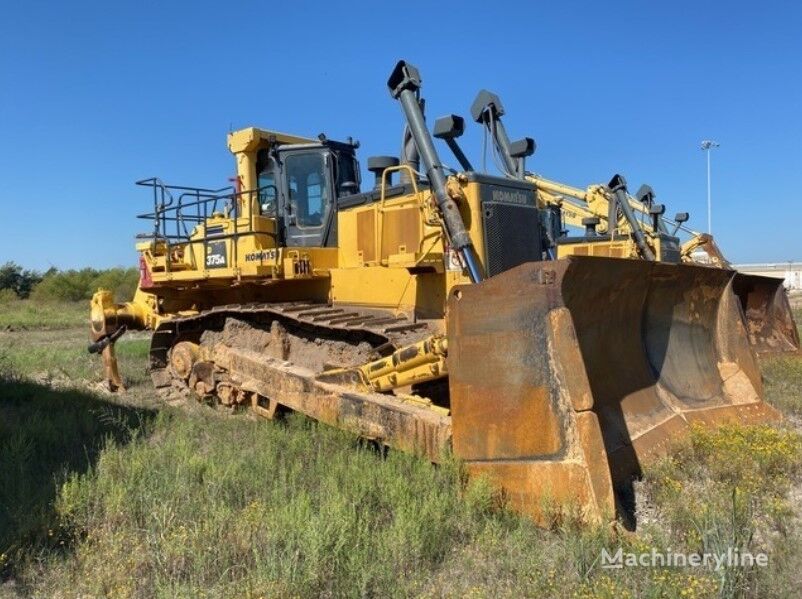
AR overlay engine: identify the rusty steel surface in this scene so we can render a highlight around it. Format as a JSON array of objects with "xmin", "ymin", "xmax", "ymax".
[
  {"xmin": 447, "ymin": 256, "xmax": 778, "ymax": 523},
  {"xmin": 732, "ymin": 273, "xmax": 800, "ymax": 355},
  {"xmin": 227, "ymin": 347, "xmax": 452, "ymax": 461}
]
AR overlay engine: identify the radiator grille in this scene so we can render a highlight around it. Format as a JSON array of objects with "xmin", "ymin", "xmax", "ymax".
[{"xmin": 482, "ymin": 202, "xmax": 543, "ymax": 278}]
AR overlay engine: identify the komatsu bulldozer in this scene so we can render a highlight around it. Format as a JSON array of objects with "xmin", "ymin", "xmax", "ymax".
[
  {"xmin": 464, "ymin": 89, "xmax": 800, "ymax": 356},
  {"xmin": 89, "ymin": 61, "xmax": 779, "ymax": 524}
]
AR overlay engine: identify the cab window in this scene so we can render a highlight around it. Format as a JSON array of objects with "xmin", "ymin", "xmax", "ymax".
[
  {"xmin": 285, "ymin": 153, "xmax": 329, "ymax": 228},
  {"xmin": 257, "ymin": 164, "xmax": 278, "ymax": 216}
]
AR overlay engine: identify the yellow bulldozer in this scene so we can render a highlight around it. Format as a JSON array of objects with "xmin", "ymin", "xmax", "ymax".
[
  {"xmin": 89, "ymin": 61, "xmax": 779, "ymax": 524},
  {"xmin": 463, "ymin": 89, "xmax": 800, "ymax": 356}
]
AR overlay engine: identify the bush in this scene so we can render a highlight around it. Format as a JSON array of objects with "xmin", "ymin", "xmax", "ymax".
[
  {"xmin": 30, "ymin": 267, "xmax": 139, "ymax": 303},
  {"xmin": 92, "ymin": 267, "xmax": 140, "ymax": 302},
  {"xmin": 0, "ymin": 288, "xmax": 19, "ymax": 304},
  {"xmin": 0, "ymin": 263, "xmax": 138, "ymax": 303},
  {"xmin": 30, "ymin": 269, "xmax": 98, "ymax": 302}
]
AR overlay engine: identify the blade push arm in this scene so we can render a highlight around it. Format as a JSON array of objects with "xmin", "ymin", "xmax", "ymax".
[{"xmin": 388, "ymin": 61, "xmax": 484, "ymax": 283}]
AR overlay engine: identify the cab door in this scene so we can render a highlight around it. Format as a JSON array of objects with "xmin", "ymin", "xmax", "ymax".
[{"xmin": 281, "ymin": 150, "xmax": 335, "ymax": 247}]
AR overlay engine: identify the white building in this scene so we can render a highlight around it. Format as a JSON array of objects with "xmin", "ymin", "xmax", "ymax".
[{"xmin": 732, "ymin": 262, "xmax": 802, "ymax": 291}]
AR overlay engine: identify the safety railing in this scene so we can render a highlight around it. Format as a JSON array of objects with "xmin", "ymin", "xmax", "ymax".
[{"xmin": 135, "ymin": 178, "xmax": 277, "ymax": 273}]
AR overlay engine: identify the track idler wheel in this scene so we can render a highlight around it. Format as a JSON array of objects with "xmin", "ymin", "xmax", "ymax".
[{"xmin": 170, "ymin": 341, "xmax": 200, "ymax": 380}]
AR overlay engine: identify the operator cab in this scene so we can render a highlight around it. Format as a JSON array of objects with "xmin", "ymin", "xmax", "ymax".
[{"xmin": 255, "ymin": 138, "xmax": 360, "ymax": 248}]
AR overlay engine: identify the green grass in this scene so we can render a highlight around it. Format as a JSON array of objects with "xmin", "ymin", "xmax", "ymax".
[
  {"xmin": 0, "ymin": 304, "xmax": 801, "ymax": 598},
  {"xmin": 0, "ymin": 379, "xmax": 155, "ymax": 580},
  {"xmin": 10, "ymin": 408, "xmax": 800, "ymax": 598},
  {"xmin": 0, "ymin": 300, "xmax": 87, "ymax": 330},
  {"xmin": 645, "ymin": 424, "xmax": 802, "ymax": 597},
  {"xmin": 0, "ymin": 329, "xmax": 150, "ymax": 386},
  {"xmin": 763, "ymin": 356, "xmax": 802, "ymax": 416},
  {"xmin": 5, "ymin": 410, "xmax": 738, "ymax": 599},
  {"xmin": 761, "ymin": 308, "xmax": 802, "ymax": 416}
]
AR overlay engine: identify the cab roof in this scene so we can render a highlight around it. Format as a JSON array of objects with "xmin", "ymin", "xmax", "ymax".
[{"xmin": 227, "ymin": 127, "xmax": 315, "ymax": 154}]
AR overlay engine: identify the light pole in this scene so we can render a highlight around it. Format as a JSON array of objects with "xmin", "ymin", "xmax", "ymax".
[{"xmin": 700, "ymin": 140, "xmax": 719, "ymax": 234}]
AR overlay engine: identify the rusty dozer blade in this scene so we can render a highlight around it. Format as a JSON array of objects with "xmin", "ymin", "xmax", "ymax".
[
  {"xmin": 732, "ymin": 273, "xmax": 800, "ymax": 355},
  {"xmin": 447, "ymin": 256, "xmax": 780, "ymax": 523}
]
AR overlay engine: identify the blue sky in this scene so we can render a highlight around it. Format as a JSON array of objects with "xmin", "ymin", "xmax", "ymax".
[{"xmin": 1, "ymin": 0, "xmax": 800, "ymax": 270}]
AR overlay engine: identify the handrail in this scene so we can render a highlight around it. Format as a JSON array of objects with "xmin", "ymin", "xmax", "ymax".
[{"xmin": 135, "ymin": 178, "xmax": 274, "ymax": 273}]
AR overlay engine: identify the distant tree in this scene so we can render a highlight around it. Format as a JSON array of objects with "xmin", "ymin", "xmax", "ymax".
[
  {"xmin": 0, "ymin": 262, "xmax": 21, "ymax": 292},
  {"xmin": 0, "ymin": 262, "xmax": 42, "ymax": 299},
  {"xmin": 16, "ymin": 269, "xmax": 42, "ymax": 299},
  {"xmin": 0, "ymin": 262, "xmax": 138, "ymax": 302}
]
